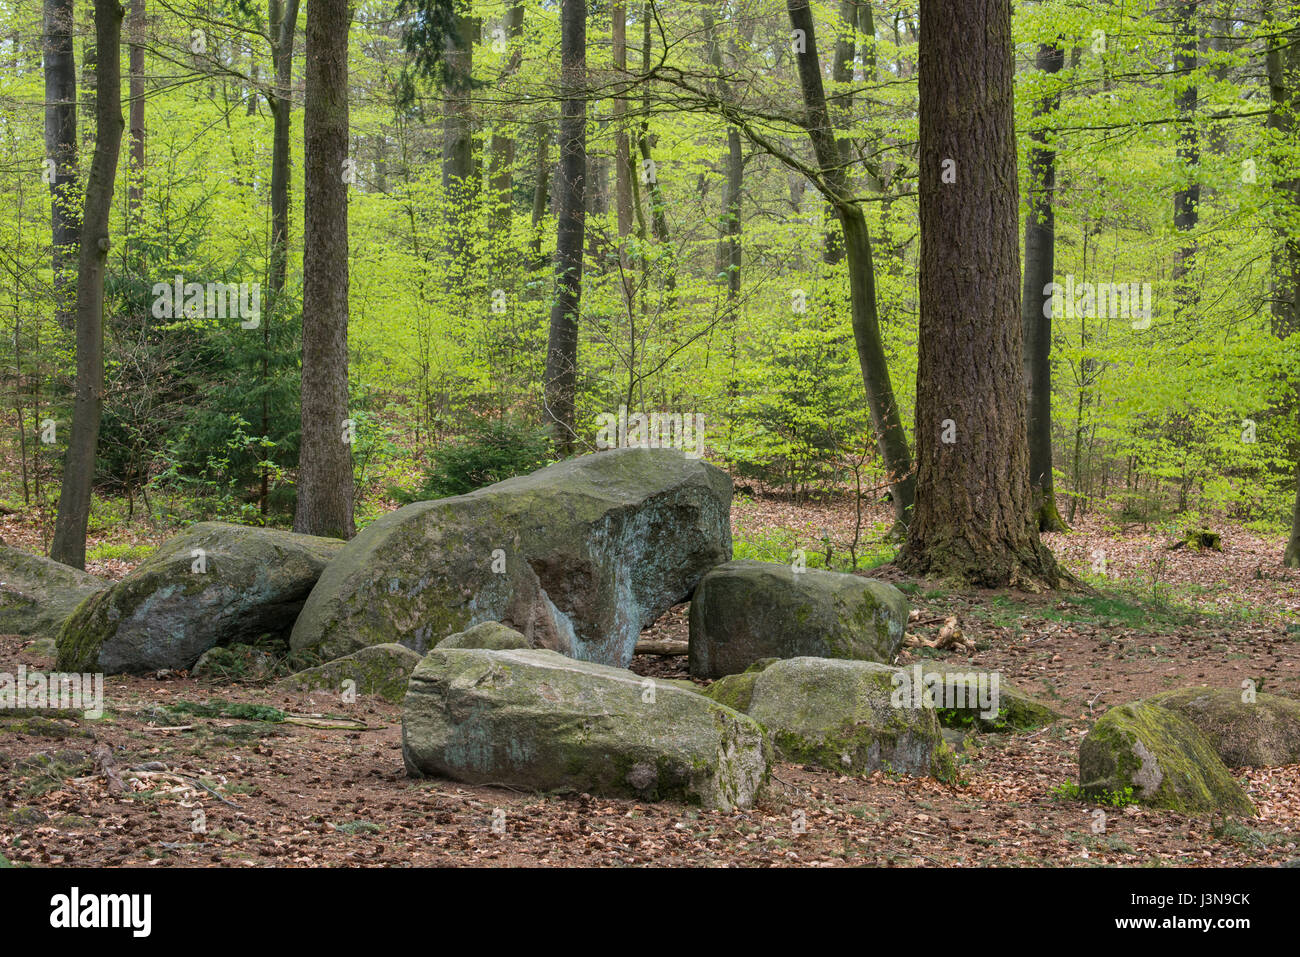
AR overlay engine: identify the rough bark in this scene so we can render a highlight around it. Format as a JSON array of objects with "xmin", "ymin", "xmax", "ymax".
[
  {"xmin": 899, "ymin": 0, "xmax": 1058, "ymax": 588},
  {"xmin": 43, "ymin": 0, "xmax": 79, "ymax": 331},
  {"xmin": 1022, "ymin": 36, "xmax": 1068, "ymax": 533},
  {"xmin": 543, "ymin": 0, "xmax": 586, "ymax": 455},
  {"xmin": 295, "ymin": 0, "xmax": 355, "ymax": 540},
  {"xmin": 443, "ymin": 12, "xmax": 479, "ymax": 267},
  {"xmin": 50, "ymin": 0, "xmax": 124, "ymax": 569}
]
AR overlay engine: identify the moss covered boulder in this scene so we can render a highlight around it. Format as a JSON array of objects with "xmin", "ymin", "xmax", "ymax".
[
  {"xmin": 281, "ymin": 643, "xmax": 422, "ymax": 704},
  {"xmin": 0, "ymin": 545, "xmax": 106, "ymax": 638},
  {"xmin": 1079, "ymin": 701, "xmax": 1254, "ymax": 814},
  {"xmin": 436, "ymin": 621, "xmax": 530, "ymax": 651},
  {"xmin": 1146, "ymin": 687, "xmax": 1300, "ymax": 767},
  {"xmin": 701, "ymin": 658, "xmax": 778, "ymax": 713},
  {"xmin": 57, "ymin": 523, "xmax": 343, "ymax": 674},
  {"xmin": 746, "ymin": 657, "xmax": 945, "ymax": 776},
  {"xmin": 402, "ymin": 648, "xmax": 769, "ymax": 809},
  {"xmin": 688, "ymin": 560, "xmax": 907, "ymax": 678},
  {"xmin": 292, "ymin": 449, "xmax": 732, "ymax": 667},
  {"xmin": 895, "ymin": 663, "xmax": 1061, "ymax": 733}
]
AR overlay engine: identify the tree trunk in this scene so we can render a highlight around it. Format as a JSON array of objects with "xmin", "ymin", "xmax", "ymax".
[
  {"xmin": 613, "ymin": 1, "xmax": 633, "ymax": 259},
  {"xmin": 823, "ymin": 0, "xmax": 859, "ymax": 265},
  {"xmin": 268, "ymin": 0, "xmax": 298, "ymax": 300},
  {"xmin": 899, "ymin": 0, "xmax": 1058, "ymax": 587},
  {"xmin": 487, "ymin": 3, "xmax": 525, "ymax": 275},
  {"xmin": 49, "ymin": 0, "xmax": 123, "ymax": 569},
  {"xmin": 295, "ymin": 0, "xmax": 354, "ymax": 540},
  {"xmin": 1172, "ymin": 0, "xmax": 1200, "ymax": 300},
  {"xmin": 529, "ymin": 120, "xmax": 550, "ymax": 272},
  {"xmin": 543, "ymin": 0, "xmax": 586, "ymax": 455},
  {"xmin": 443, "ymin": 12, "xmax": 478, "ymax": 268},
  {"xmin": 1267, "ymin": 1, "xmax": 1300, "ymax": 566},
  {"xmin": 126, "ymin": 0, "xmax": 143, "ymax": 223},
  {"xmin": 703, "ymin": 11, "xmax": 741, "ymax": 314},
  {"xmin": 1022, "ymin": 36, "xmax": 1068, "ymax": 532},
  {"xmin": 43, "ymin": 0, "xmax": 78, "ymax": 332},
  {"xmin": 786, "ymin": 0, "xmax": 913, "ymax": 527}
]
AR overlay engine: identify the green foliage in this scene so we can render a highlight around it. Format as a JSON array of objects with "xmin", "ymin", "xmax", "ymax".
[
  {"xmin": 402, "ymin": 416, "xmax": 554, "ymax": 500},
  {"xmin": 1053, "ymin": 781, "xmax": 1137, "ymax": 808}
]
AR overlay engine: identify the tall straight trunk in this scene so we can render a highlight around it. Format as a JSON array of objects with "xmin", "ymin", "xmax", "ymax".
[
  {"xmin": 443, "ymin": 13, "xmax": 478, "ymax": 268},
  {"xmin": 295, "ymin": 0, "xmax": 354, "ymax": 539},
  {"xmin": 823, "ymin": 0, "xmax": 859, "ymax": 265},
  {"xmin": 50, "ymin": 0, "xmax": 123, "ymax": 570},
  {"xmin": 268, "ymin": 0, "xmax": 298, "ymax": 300},
  {"xmin": 43, "ymin": 0, "xmax": 78, "ymax": 331},
  {"xmin": 786, "ymin": 0, "xmax": 913, "ymax": 526},
  {"xmin": 543, "ymin": 0, "xmax": 586, "ymax": 454},
  {"xmin": 1267, "ymin": 0, "xmax": 1300, "ymax": 566},
  {"xmin": 1172, "ymin": 0, "xmax": 1200, "ymax": 299},
  {"xmin": 612, "ymin": 1, "xmax": 633, "ymax": 256},
  {"xmin": 703, "ymin": 11, "xmax": 741, "ymax": 313},
  {"xmin": 637, "ymin": 4, "xmax": 674, "ymax": 300},
  {"xmin": 126, "ymin": 0, "xmax": 143, "ymax": 222},
  {"xmin": 900, "ymin": 0, "xmax": 1058, "ymax": 587},
  {"xmin": 529, "ymin": 120, "xmax": 550, "ymax": 272},
  {"xmin": 487, "ymin": 3, "xmax": 525, "ymax": 275},
  {"xmin": 1022, "ymin": 36, "xmax": 1067, "ymax": 532}
]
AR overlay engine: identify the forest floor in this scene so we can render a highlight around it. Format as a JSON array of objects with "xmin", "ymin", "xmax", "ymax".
[{"xmin": 2, "ymin": 491, "xmax": 1299, "ymax": 867}]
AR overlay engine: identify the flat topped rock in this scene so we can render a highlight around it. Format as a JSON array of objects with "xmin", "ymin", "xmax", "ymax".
[
  {"xmin": 688, "ymin": 560, "xmax": 907, "ymax": 678},
  {"xmin": 291, "ymin": 448, "xmax": 732, "ymax": 667},
  {"xmin": 402, "ymin": 647, "xmax": 769, "ymax": 810}
]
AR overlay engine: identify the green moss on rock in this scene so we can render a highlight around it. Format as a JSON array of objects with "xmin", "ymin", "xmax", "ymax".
[
  {"xmin": 436, "ymin": 621, "xmax": 531, "ymax": 651},
  {"xmin": 1146, "ymin": 686, "xmax": 1300, "ymax": 767},
  {"xmin": 281, "ymin": 643, "xmax": 422, "ymax": 704}
]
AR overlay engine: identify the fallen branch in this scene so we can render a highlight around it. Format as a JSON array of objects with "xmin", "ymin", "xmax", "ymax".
[
  {"xmin": 634, "ymin": 638, "xmax": 688, "ymax": 656},
  {"xmin": 93, "ymin": 744, "xmax": 124, "ymax": 798}
]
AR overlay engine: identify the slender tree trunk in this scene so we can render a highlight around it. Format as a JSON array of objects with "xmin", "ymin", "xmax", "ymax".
[
  {"xmin": 1022, "ymin": 36, "xmax": 1068, "ymax": 532},
  {"xmin": 126, "ymin": 0, "xmax": 143, "ymax": 223},
  {"xmin": 703, "ymin": 11, "xmax": 741, "ymax": 315},
  {"xmin": 50, "ymin": 0, "xmax": 123, "ymax": 569},
  {"xmin": 295, "ymin": 0, "xmax": 354, "ymax": 539},
  {"xmin": 613, "ymin": 1, "xmax": 633, "ymax": 264},
  {"xmin": 529, "ymin": 120, "xmax": 550, "ymax": 272},
  {"xmin": 543, "ymin": 0, "xmax": 586, "ymax": 454},
  {"xmin": 487, "ymin": 3, "xmax": 525, "ymax": 275},
  {"xmin": 443, "ymin": 12, "xmax": 478, "ymax": 269},
  {"xmin": 823, "ymin": 0, "xmax": 859, "ymax": 265},
  {"xmin": 637, "ymin": 4, "xmax": 675, "ymax": 300},
  {"xmin": 899, "ymin": 0, "xmax": 1058, "ymax": 587},
  {"xmin": 787, "ymin": 0, "xmax": 913, "ymax": 527},
  {"xmin": 43, "ymin": 0, "xmax": 78, "ymax": 332},
  {"xmin": 1172, "ymin": 0, "xmax": 1200, "ymax": 301}
]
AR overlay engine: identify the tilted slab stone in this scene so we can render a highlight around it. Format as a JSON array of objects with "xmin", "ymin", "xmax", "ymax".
[
  {"xmin": 57, "ymin": 523, "xmax": 343, "ymax": 674},
  {"xmin": 746, "ymin": 657, "xmax": 947, "ymax": 777},
  {"xmin": 291, "ymin": 449, "xmax": 732, "ymax": 667},
  {"xmin": 435, "ymin": 621, "xmax": 530, "ymax": 651},
  {"xmin": 402, "ymin": 648, "xmax": 769, "ymax": 810},
  {"xmin": 1079, "ymin": 700, "xmax": 1254, "ymax": 815},
  {"xmin": 688, "ymin": 560, "xmax": 907, "ymax": 678},
  {"xmin": 0, "ymin": 546, "xmax": 106, "ymax": 638}
]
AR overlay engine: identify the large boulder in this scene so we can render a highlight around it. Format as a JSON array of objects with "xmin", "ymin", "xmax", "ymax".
[
  {"xmin": 402, "ymin": 648, "xmax": 769, "ymax": 810},
  {"xmin": 1146, "ymin": 686, "xmax": 1300, "ymax": 767},
  {"xmin": 292, "ymin": 449, "xmax": 732, "ymax": 667},
  {"xmin": 688, "ymin": 560, "xmax": 907, "ymax": 678},
  {"xmin": 281, "ymin": 643, "xmax": 422, "ymax": 704},
  {"xmin": 0, "ymin": 546, "xmax": 106, "ymax": 638},
  {"xmin": 1078, "ymin": 700, "xmax": 1254, "ymax": 815},
  {"xmin": 746, "ymin": 657, "xmax": 947, "ymax": 777},
  {"xmin": 57, "ymin": 523, "xmax": 343, "ymax": 674}
]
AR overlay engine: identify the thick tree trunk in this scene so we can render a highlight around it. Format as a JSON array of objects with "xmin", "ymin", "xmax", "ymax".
[
  {"xmin": 1022, "ymin": 37, "xmax": 1068, "ymax": 533},
  {"xmin": 786, "ymin": 0, "xmax": 913, "ymax": 527},
  {"xmin": 50, "ymin": 0, "xmax": 123, "ymax": 570},
  {"xmin": 295, "ymin": 0, "xmax": 354, "ymax": 540},
  {"xmin": 1172, "ymin": 0, "xmax": 1200, "ymax": 300},
  {"xmin": 43, "ymin": 0, "xmax": 78, "ymax": 331},
  {"xmin": 1267, "ymin": 1, "xmax": 1300, "ymax": 566},
  {"xmin": 543, "ymin": 0, "xmax": 586, "ymax": 455},
  {"xmin": 900, "ymin": 0, "xmax": 1058, "ymax": 587}
]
